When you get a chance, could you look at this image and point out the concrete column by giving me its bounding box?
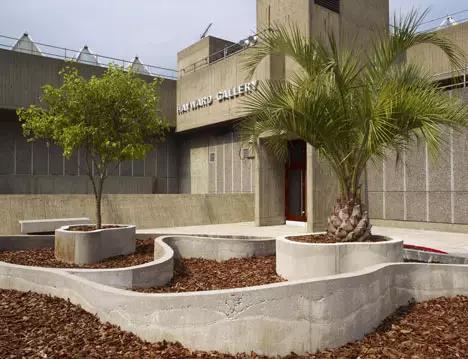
[307,144,340,232]
[255,139,285,226]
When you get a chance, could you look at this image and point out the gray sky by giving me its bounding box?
[0,1,465,72]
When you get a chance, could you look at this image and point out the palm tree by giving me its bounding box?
[239,10,468,242]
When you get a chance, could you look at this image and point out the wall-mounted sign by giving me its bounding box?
[177,80,259,115]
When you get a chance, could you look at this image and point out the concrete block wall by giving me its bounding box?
[367,125,468,225]
[0,109,178,194]
[178,127,255,195]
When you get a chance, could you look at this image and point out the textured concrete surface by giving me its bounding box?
[1,260,468,356]
[20,218,90,234]
[0,194,254,235]
[55,225,136,265]
[276,235,404,280]
[0,235,54,251]
[161,235,275,261]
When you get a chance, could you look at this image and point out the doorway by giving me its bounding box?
[285,140,307,222]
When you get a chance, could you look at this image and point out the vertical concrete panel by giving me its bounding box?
[384,152,404,192]
[64,152,78,176]
[429,192,452,223]
[32,141,48,175]
[405,192,427,222]
[368,192,383,219]
[255,138,285,226]
[208,136,216,194]
[385,192,405,220]
[133,160,145,177]
[405,144,427,192]
[224,133,233,193]
[120,161,132,177]
[0,119,15,175]
[177,137,190,194]
[454,192,468,224]
[156,142,168,179]
[216,136,224,193]
[15,135,32,175]
[453,127,468,192]
[428,134,451,192]
[145,149,157,177]
[366,160,383,192]
[49,143,63,176]
[232,135,242,193]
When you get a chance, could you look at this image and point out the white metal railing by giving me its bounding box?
[0,34,178,80]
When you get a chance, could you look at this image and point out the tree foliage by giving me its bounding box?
[239,10,468,240]
[17,64,169,228]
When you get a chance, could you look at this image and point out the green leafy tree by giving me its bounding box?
[17,64,169,229]
[239,10,468,241]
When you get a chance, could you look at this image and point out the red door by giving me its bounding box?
[285,141,307,222]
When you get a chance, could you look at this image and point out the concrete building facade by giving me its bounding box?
[2,0,468,231]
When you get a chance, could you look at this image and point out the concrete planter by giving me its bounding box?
[276,234,403,280]
[55,225,136,265]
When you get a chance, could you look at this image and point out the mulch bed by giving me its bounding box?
[135,256,285,293]
[0,239,155,269]
[287,234,385,244]
[1,290,467,358]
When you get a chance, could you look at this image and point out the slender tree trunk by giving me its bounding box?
[95,192,102,229]
[326,191,372,242]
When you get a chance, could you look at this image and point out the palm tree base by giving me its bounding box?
[327,199,372,242]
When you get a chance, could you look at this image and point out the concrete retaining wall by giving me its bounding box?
[276,235,404,280]
[0,194,254,235]
[404,249,468,264]
[1,260,468,356]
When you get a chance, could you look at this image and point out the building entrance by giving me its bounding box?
[285,140,307,222]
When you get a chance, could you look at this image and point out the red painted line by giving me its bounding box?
[404,244,448,254]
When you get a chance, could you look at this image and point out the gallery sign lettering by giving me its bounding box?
[177,80,259,115]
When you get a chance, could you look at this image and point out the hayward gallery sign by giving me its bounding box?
[177,80,259,115]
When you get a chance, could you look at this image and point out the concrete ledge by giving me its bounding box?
[0,235,55,251]
[276,234,404,280]
[19,218,91,234]
[1,259,468,356]
[404,249,468,264]
[55,225,136,265]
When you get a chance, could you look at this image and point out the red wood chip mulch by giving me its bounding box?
[0,239,155,269]
[135,256,285,293]
[287,234,385,244]
[1,290,467,358]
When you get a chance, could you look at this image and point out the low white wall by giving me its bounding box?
[277,235,404,280]
[1,261,468,356]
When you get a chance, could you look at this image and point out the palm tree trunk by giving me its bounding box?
[326,197,372,242]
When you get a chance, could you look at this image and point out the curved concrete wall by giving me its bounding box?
[1,261,468,356]
[159,235,275,260]
[0,235,275,289]
[277,235,404,280]
[55,225,136,264]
